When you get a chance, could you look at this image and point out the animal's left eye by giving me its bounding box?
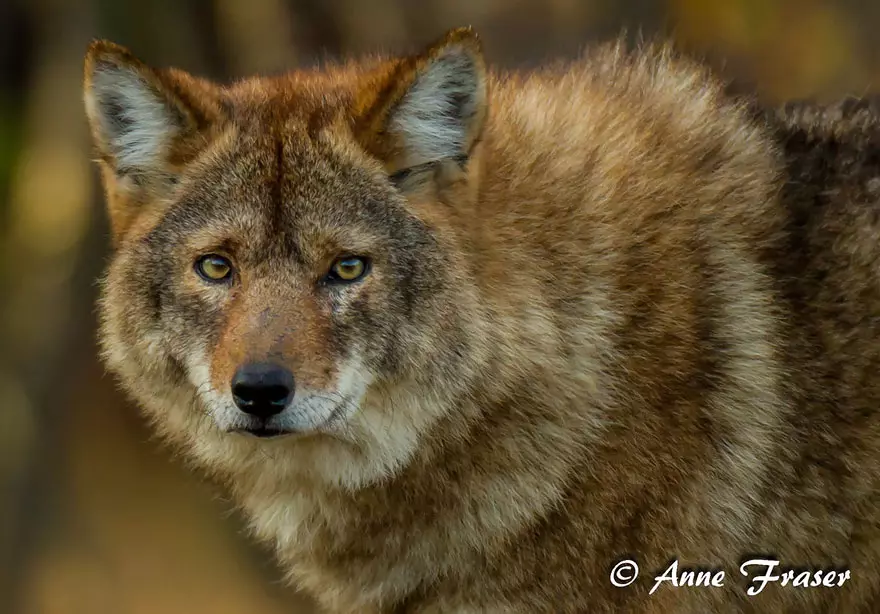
[326,256,369,283]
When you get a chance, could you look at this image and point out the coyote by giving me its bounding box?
[84,27,880,613]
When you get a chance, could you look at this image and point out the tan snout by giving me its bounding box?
[210,287,337,409]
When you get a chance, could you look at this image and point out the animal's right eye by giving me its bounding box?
[324,256,370,284]
[195,254,233,283]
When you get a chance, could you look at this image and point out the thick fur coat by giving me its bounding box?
[84,28,880,613]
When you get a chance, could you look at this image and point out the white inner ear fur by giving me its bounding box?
[389,48,483,167]
[86,64,182,173]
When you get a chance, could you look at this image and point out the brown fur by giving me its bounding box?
[84,28,880,613]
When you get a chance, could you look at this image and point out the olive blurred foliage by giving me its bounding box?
[0,1,878,612]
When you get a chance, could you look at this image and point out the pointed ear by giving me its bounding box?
[84,41,225,241]
[83,40,222,181]
[356,27,488,175]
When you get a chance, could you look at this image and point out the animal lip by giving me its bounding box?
[233,426,291,439]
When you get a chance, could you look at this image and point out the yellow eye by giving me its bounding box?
[329,256,368,282]
[195,254,233,282]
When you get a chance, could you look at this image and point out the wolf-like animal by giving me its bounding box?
[84,27,880,613]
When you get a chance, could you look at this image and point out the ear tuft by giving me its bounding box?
[359,27,488,171]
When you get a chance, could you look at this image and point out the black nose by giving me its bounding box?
[231,363,295,418]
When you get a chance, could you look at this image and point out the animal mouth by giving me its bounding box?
[227,398,353,440]
[232,426,291,439]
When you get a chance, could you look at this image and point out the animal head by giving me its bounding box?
[85,28,491,487]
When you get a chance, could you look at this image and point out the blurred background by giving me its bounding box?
[0,0,879,612]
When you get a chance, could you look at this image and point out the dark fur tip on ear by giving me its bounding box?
[85,39,141,71]
[429,26,484,58]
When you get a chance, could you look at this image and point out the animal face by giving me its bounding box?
[85,29,490,486]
